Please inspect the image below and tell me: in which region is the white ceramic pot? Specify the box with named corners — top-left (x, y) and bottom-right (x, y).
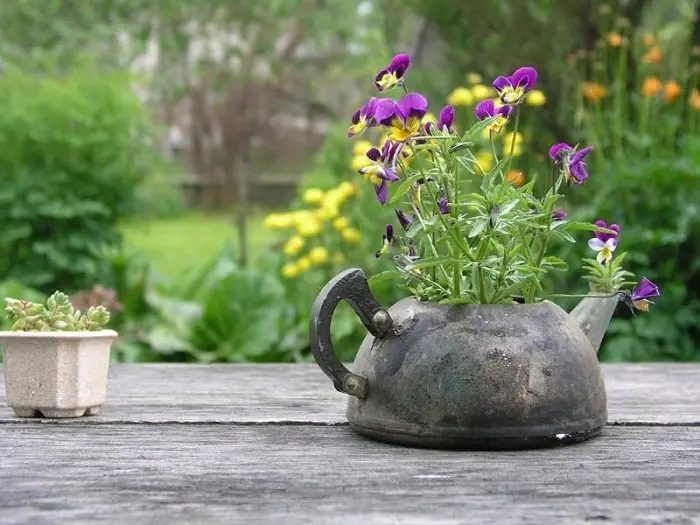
top-left (0, 330), bottom-right (118, 418)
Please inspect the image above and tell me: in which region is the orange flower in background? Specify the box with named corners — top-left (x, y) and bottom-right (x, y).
top-left (663, 80), bottom-right (681, 102)
top-left (643, 46), bottom-right (663, 64)
top-left (506, 170), bottom-right (525, 187)
top-left (689, 89), bottom-right (700, 110)
top-left (642, 33), bottom-right (655, 47)
top-left (581, 82), bottom-right (607, 102)
top-left (641, 76), bottom-right (662, 98)
top-left (606, 32), bottom-right (623, 47)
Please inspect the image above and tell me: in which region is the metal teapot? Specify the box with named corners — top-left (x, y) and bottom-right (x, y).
top-left (309, 268), bottom-right (618, 450)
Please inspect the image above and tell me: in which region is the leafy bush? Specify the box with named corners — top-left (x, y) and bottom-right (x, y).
top-left (0, 64), bottom-right (163, 293)
top-left (554, 10), bottom-right (700, 361)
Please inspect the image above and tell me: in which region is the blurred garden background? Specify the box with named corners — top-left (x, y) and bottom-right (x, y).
top-left (0, 0), bottom-right (698, 363)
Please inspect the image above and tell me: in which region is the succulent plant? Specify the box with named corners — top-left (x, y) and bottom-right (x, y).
top-left (5, 291), bottom-right (111, 332)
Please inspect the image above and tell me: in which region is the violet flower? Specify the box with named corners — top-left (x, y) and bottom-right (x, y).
top-left (374, 93), bottom-right (428, 143)
top-left (375, 54), bottom-right (411, 92)
top-left (358, 140), bottom-right (401, 204)
top-left (549, 143), bottom-right (594, 185)
top-left (375, 224), bottom-right (394, 258)
top-left (347, 97), bottom-right (378, 138)
top-left (493, 67), bottom-right (538, 105)
top-left (629, 277), bottom-right (661, 312)
top-left (437, 196), bottom-right (449, 215)
top-left (475, 99), bottom-right (512, 133)
top-left (395, 209), bottom-right (413, 230)
top-left (552, 209), bottom-right (567, 221)
top-left (588, 220), bottom-right (620, 264)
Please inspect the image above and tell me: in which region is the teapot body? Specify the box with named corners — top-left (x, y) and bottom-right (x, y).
top-left (309, 269), bottom-right (608, 450)
top-left (347, 297), bottom-right (606, 449)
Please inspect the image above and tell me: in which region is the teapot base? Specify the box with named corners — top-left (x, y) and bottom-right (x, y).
top-left (349, 422), bottom-right (604, 450)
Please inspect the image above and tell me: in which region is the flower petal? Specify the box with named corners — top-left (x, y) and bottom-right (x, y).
top-left (396, 92), bottom-right (428, 121)
top-left (549, 143), bottom-right (572, 160)
top-left (588, 238), bottom-right (605, 251)
top-left (374, 180), bottom-right (388, 204)
top-left (632, 277), bottom-right (661, 301)
top-left (511, 66), bottom-right (538, 91)
top-left (571, 145), bottom-right (594, 165)
top-left (373, 98), bottom-right (397, 125)
top-left (475, 99), bottom-right (495, 120)
top-left (437, 105), bottom-right (455, 131)
top-left (492, 76), bottom-right (511, 92)
top-left (366, 147), bottom-right (381, 161)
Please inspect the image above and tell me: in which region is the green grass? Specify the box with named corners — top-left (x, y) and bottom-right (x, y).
top-left (119, 212), bottom-right (274, 278)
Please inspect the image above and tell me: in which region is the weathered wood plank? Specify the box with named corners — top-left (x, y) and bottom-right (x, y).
top-left (0, 424), bottom-right (698, 525)
top-left (0, 364), bottom-right (699, 425)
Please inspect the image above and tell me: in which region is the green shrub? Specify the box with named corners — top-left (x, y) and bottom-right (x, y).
top-left (0, 64), bottom-right (163, 293)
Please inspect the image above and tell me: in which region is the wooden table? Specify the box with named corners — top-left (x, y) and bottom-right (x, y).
top-left (1, 364), bottom-right (699, 524)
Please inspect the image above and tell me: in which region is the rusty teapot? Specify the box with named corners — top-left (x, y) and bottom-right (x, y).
top-left (309, 268), bottom-right (618, 450)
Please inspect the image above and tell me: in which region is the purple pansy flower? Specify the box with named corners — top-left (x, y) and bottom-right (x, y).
top-left (475, 99), bottom-right (513, 133)
top-left (549, 143), bottom-right (594, 184)
top-left (436, 105), bottom-right (455, 132)
top-left (493, 66), bottom-right (538, 105)
top-left (395, 209), bottom-right (413, 230)
top-left (629, 277), bottom-right (661, 312)
top-left (552, 209), bottom-right (567, 221)
top-left (588, 219), bottom-right (620, 264)
top-left (437, 196), bottom-right (449, 215)
top-left (375, 53), bottom-right (411, 92)
top-left (358, 140), bottom-right (401, 204)
top-left (374, 93), bottom-right (428, 143)
top-left (347, 97), bottom-right (378, 138)
top-left (375, 224), bottom-right (395, 258)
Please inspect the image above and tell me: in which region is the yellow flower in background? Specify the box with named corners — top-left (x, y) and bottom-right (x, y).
top-left (689, 89), bottom-right (700, 110)
top-left (471, 84), bottom-right (493, 101)
top-left (581, 82), bottom-right (607, 103)
top-left (510, 144), bottom-right (523, 157)
top-left (526, 90), bottom-right (547, 106)
top-left (332, 253), bottom-right (344, 265)
top-left (281, 263), bottom-right (299, 279)
top-left (283, 236), bottom-right (305, 256)
top-left (351, 154), bottom-right (372, 171)
top-left (466, 72), bottom-right (482, 84)
top-left (479, 128), bottom-right (491, 141)
top-left (302, 188), bottom-right (324, 204)
top-left (503, 131), bottom-right (524, 147)
top-left (309, 247), bottom-right (329, 265)
top-left (663, 80), bottom-right (681, 102)
top-left (352, 140), bottom-right (373, 156)
top-left (475, 151), bottom-right (494, 175)
top-left (341, 228), bottom-right (362, 244)
top-left (422, 112), bottom-right (437, 124)
top-left (606, 32), bottom-right (622, 47)
top-left (337, 181), bottom-right (356, 197)
top-left (263, 213), bottom-right (294, 229)
top-left (643, 46), bottom-right (662, 64)
top-left (333, 217), bottom-right (350, 231)
top-left (296, 256), bottom-right (312, 273)
top-left (297, 219), bottom-right (322, 237)
top-left (447, 87), bottom-right (474, 106)
top-left (641, 76), bottom-right (662, 98)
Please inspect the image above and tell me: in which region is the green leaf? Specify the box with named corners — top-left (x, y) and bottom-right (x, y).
top-left (562, 221), bottom-right (617, 234)
top-left (387, 173), bottom-right (424, 205)
top-left (406, 257), bottom-right (463, 271)
top-left (368, 271), bottom-right (399, 288)
top-left (461, 116), bottom-right (497, 139)
top-left (542, 256), bottom-right (568, 271)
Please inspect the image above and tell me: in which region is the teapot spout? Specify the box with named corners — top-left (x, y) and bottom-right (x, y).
top-left (569, 293), bottom-right (619, 354)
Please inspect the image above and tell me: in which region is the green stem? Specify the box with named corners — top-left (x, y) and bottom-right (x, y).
top-left (504, 106), bottom-right (521, 176)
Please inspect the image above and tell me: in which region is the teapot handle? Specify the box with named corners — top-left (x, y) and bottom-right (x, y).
top-left (309, 268), bottom-right (393, 399)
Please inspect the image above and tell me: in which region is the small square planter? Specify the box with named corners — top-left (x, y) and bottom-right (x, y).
top-left (0, 330), bottom-right (118, 418)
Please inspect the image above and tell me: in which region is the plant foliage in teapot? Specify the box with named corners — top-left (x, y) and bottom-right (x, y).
top-left (309, 54), bottom-right (660, 450)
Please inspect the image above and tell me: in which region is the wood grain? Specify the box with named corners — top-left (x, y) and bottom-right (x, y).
top-left (1, 364), bottom-right (698, 425)
top-left (0, 424), bottom-right (698, 525)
